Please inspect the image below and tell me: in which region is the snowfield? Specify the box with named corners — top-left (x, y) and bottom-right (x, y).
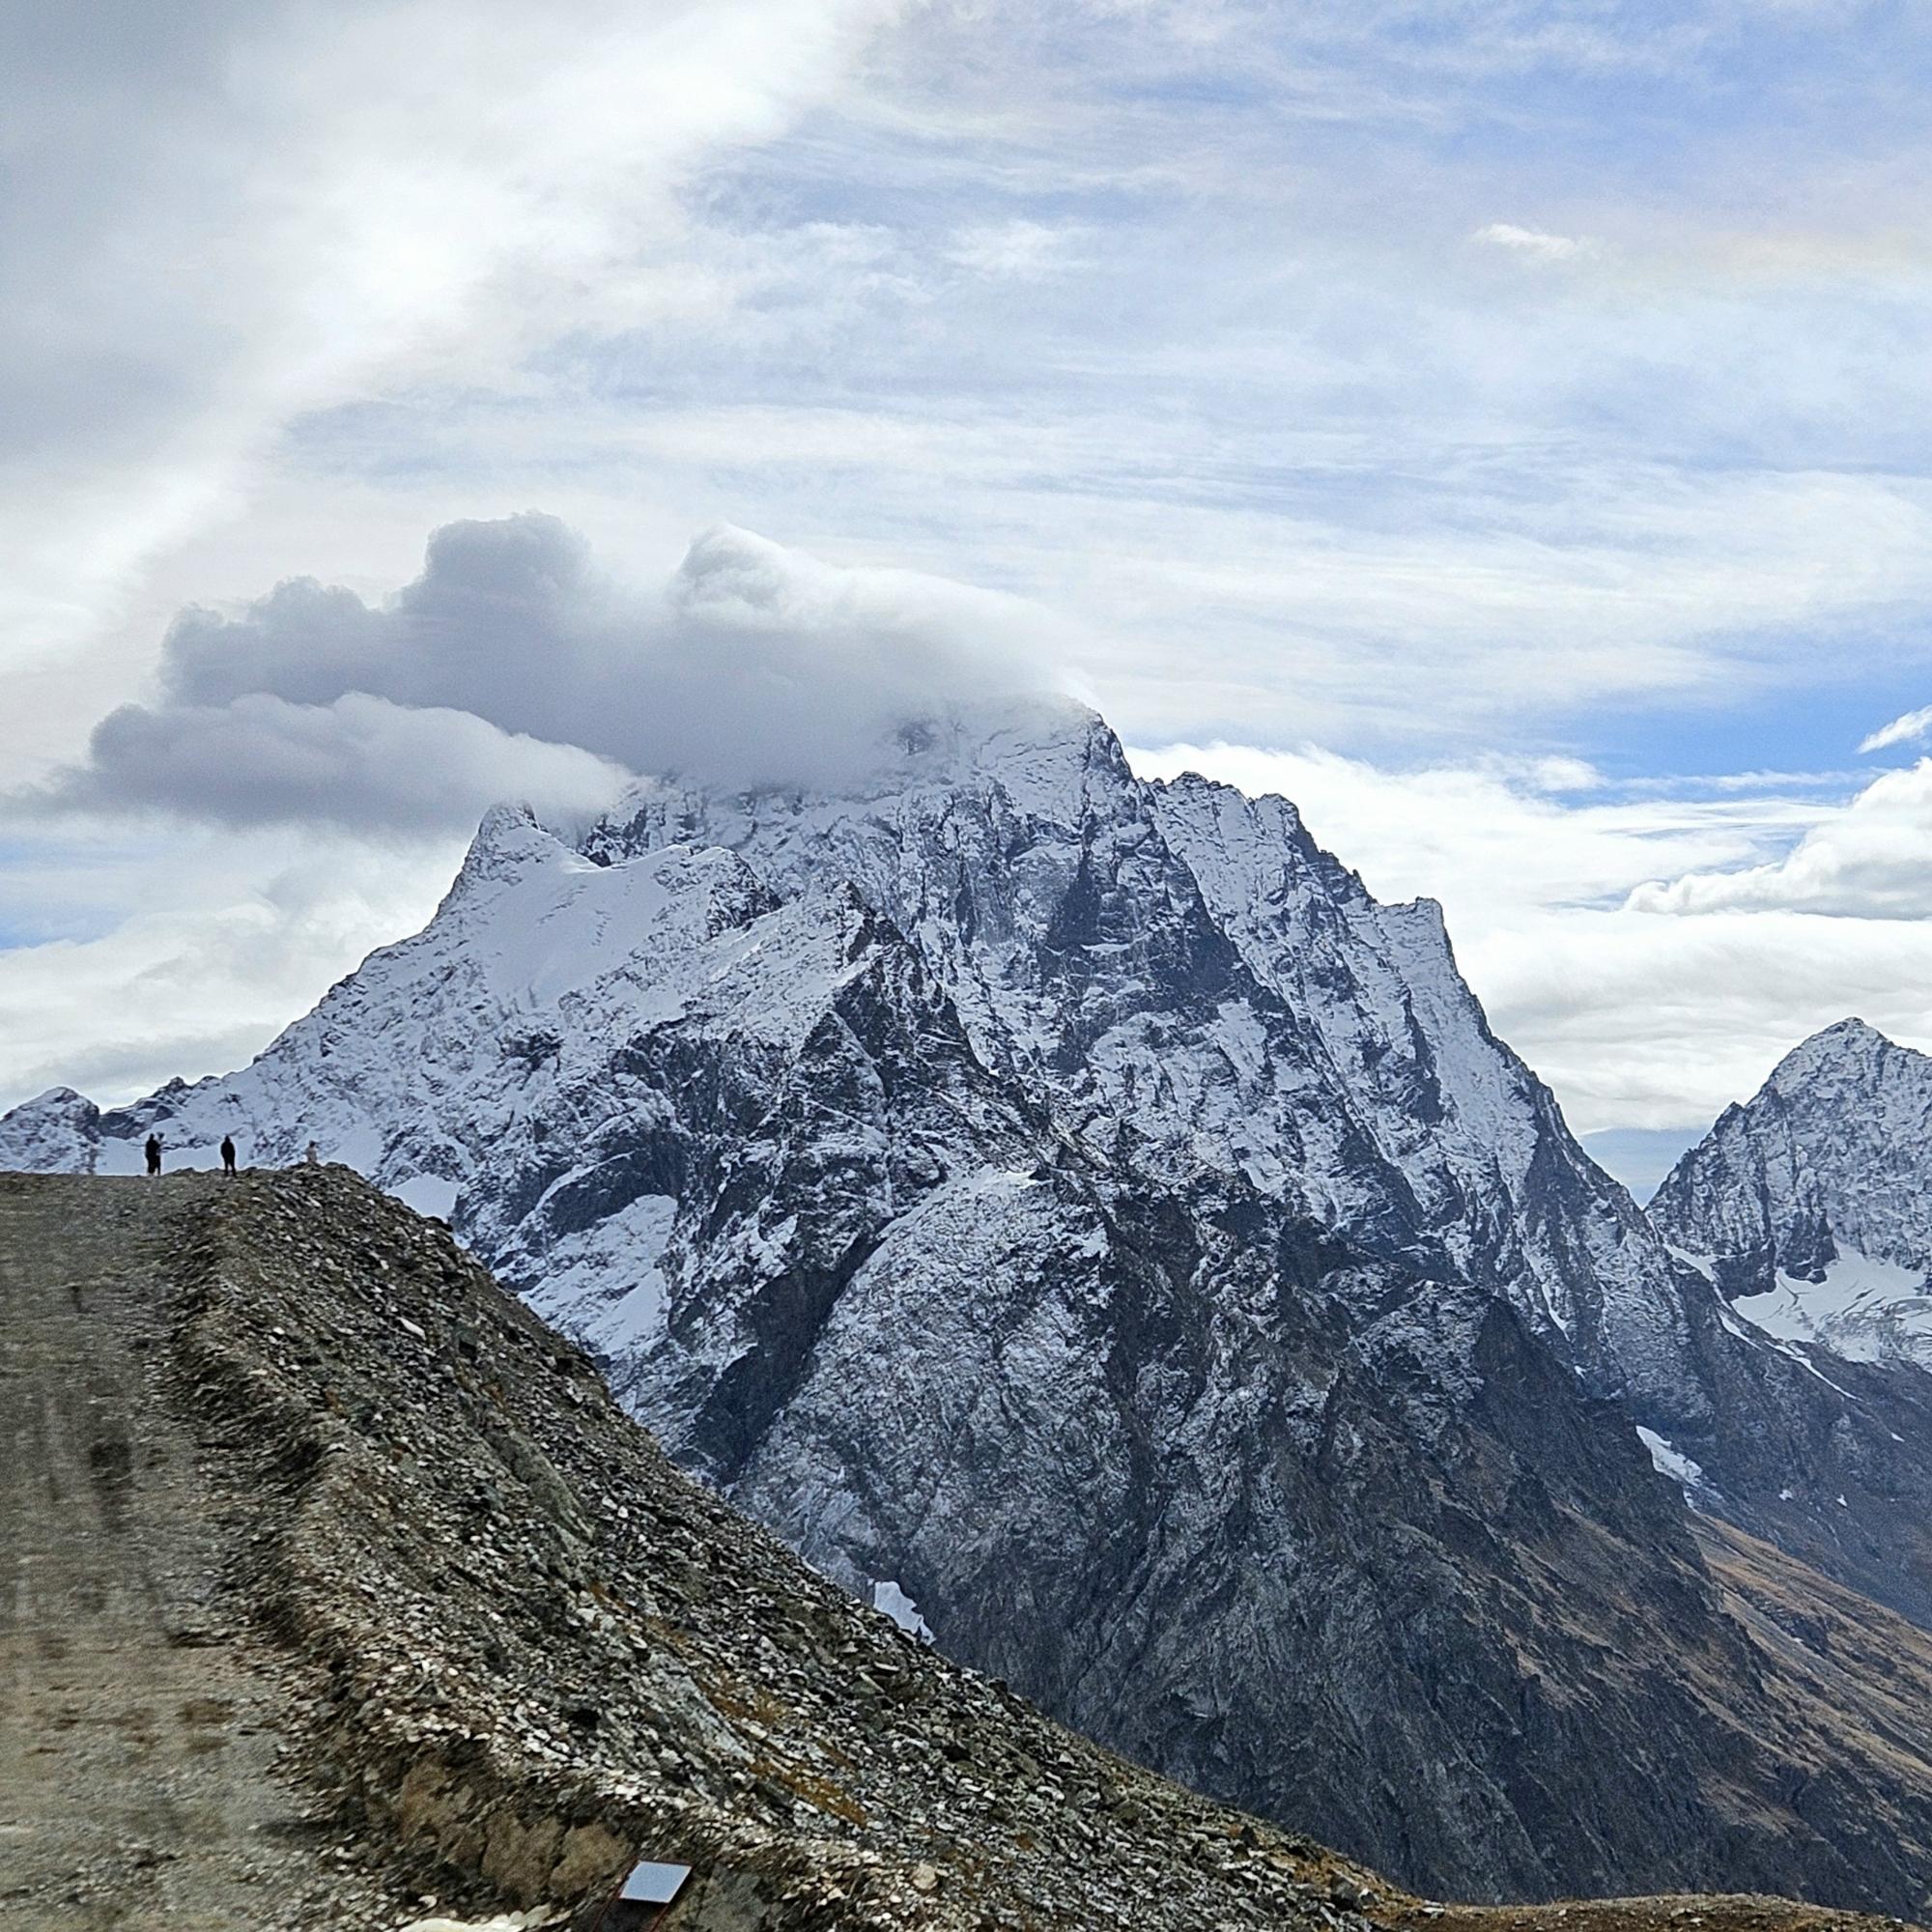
top-left (1746, 1246), bottom-right (1932, 1367)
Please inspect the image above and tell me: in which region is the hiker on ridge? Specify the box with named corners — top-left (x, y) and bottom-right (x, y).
top-left (144, 1134), bottom-right (161, 1177)
top-left (220, 1134), bottom-right (237, 1177)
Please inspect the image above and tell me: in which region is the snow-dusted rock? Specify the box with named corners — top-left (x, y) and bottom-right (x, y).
top-left (0, 1086), bottom-right (102, 1173)
top-left (576, 701), bottom-right (1703, 1409)
top-left (1641, 1019), bottom-right (1932, 1621)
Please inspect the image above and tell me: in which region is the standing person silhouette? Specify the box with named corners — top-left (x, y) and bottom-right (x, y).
top-left (144, 1134), bottom-right (162, 1177)
top-left (220, 1134), bottom-right (238, 1176)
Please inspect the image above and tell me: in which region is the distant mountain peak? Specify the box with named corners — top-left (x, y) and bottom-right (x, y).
top-left (1766, 1014), bottom-right (1898, 1083)
top-left (1653, 1015), bottom-right (1932, 1371)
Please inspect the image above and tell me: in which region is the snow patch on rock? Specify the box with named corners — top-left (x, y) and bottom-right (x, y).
top-left (1635, 1426), bottom-right (1710, 1498)
top-left (872, 1578), bottom-right (935, 1641)
top-left (1743, 1245), bottom-right (1932, 1368)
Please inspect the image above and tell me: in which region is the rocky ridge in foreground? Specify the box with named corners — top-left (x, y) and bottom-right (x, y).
top-left (9, 1165), bottom-right (1932, 1932)
top-left (145, 1164), bottom-right (1405, 1928)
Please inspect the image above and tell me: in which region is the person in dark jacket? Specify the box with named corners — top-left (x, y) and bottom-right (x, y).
top-left (220, 1134), bottom-right (237, 1176)
top-left (144, 1134), bottom-right (161, 1177)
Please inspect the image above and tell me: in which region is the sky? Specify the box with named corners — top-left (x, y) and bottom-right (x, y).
top-left (7, 0), bottom-right (1932, 1198)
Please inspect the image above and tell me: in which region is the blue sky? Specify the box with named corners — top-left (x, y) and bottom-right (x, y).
top-left (6, 0), bottom-right (1932, 1189)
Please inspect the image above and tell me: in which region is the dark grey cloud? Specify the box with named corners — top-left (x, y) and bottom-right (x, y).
top-left (160, 514), bottom-right (606, 723)
top-left (38, 514), bottom-right (1052, 831)
top-left (0, 1), bottom-right (306, 93)
top-left (65, 692), bottom-right (630, 835)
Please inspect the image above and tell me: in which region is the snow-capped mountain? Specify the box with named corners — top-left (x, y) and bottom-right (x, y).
top-left (1653, 1019), bottom-right (1932, 1370)
top-left (4, 703), bottom-right (1693, 1391)
top-left (12, 698), bottom-right (1932, 1903)
top-left (575, 706), bottom-right (1704, 1406)
top-left (0, 1084), bottom-right (108, 1175)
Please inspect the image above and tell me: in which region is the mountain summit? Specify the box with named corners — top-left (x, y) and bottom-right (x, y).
top-left (11, 699), bottom-right (1932, 1904)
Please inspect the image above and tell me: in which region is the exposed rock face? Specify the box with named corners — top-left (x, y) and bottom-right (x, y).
top-left (574, 708), bottom-right (1700, 1417)
top-left (10, 704), bottom-right (1932, 1903)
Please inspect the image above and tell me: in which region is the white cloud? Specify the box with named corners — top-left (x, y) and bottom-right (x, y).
top-left (484, 393), bottom-right (1932, 750)
top-left (1859, 704), bottom-right (1932, 753)
top-left (1473, 221), bottom-right (1594, 262)
top-left (946, 220), bottom-right (1082, 281)
top-left (1475, 907), bottom-right (1932, 1137)
top-left (0, 825), bottom-right (461, 1109)
top-left (17, 0), bottom-right (1932, 786)
top-left (1629, 758), bottom-right (1932, 918)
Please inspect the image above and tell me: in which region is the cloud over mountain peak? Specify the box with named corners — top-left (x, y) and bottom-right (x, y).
top-left (34, 514), bottom-right (1060, 830)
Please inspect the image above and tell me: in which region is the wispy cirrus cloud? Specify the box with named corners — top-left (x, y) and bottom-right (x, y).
top-left (946, 219), bottom-right (1085, 280)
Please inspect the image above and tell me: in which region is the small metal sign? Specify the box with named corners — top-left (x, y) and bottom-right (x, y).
top-left (582, 1857), bottom-right (693, 1930)
top-left (618, 1861), bottom-right (691, 1905)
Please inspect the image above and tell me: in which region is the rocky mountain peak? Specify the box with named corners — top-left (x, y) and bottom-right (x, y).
top-left (1651, 1017), bottom-right (1932, 1371)
top-left (443, 800), bottom-right (589, 905)
top-left (582, 691), bottom-right (1118, 838)
top-left (1762, 1016), bottom-right (1905, 1094)
top-left (0, 1084), bottom-right (103, 1172)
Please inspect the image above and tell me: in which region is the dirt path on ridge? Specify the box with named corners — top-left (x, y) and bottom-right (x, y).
top-left (0, 1173), bottom-right (391, 1930)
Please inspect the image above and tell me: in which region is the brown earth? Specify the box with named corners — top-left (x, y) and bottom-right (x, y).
top-left (1392, 1898), bottom-right (1911, 1932)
